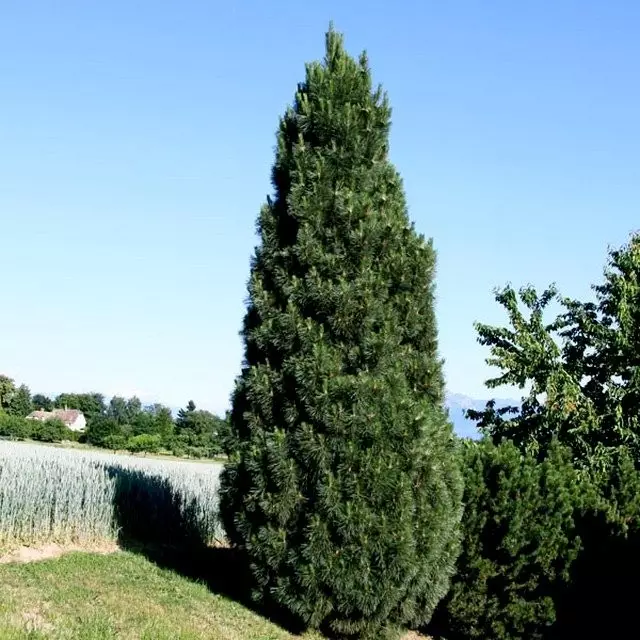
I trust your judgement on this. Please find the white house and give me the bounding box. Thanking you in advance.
[26,409,87,433]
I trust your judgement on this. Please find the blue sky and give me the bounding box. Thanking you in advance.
[1,1,638,414]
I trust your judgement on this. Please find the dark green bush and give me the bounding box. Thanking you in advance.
[103,434,128,451]
[552,448,640,638]
[31,418,70,442]
[0,413,76,442]
[430,438,583,640]
[170,443,187,458]
[0,412,30,438]
[85,416,123,447]
[183,445,207,459]
[126,433,162,454]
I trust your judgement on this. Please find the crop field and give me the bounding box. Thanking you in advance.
[0,440,223,550]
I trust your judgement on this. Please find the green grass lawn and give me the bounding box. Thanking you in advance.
[0,551,320,640]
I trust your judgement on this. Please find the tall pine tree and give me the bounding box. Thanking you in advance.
[219,27,463,639]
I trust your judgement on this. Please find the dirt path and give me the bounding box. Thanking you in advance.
[0,542,118,564]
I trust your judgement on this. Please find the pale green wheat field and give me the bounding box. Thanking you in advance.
[0,440,223,550]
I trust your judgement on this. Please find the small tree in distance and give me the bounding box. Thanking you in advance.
[8,384,33,417]
[219,26,462,639]
[0,375,16,412]
[32,393,53,412]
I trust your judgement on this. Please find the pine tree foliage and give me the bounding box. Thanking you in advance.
[551,446,640,637]
[431,438,583,640]
[218,27,463,638]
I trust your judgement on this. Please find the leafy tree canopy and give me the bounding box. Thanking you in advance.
[7,384,33,418]
[470,232,640,472]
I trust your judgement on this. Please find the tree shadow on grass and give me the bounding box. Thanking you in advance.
[105,465,307,636]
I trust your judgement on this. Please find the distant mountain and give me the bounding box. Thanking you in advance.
[445,393,520,440]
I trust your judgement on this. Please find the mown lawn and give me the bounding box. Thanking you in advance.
[0,551,321,639]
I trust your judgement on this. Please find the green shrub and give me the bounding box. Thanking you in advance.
[31,418,70,442]
[86,416,123,448]
[219,27,463,639]
[62,427,81,442]
[0,413,30,439]
[552,448,640,637]
[126,434,162,454]
[430,438,583,640]
[103,434,128,451]
[0,413,78,443]
[170,443,187,458]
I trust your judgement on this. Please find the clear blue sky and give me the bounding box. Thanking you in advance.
[1,1,638,413]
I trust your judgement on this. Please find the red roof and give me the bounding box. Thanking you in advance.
[27,409,84,426]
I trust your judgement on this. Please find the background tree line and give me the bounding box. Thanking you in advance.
[0,379,228,458]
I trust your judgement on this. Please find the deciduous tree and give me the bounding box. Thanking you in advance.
[32,393,53,412]
[0,375,16,412]
[469,232,640,471]
[8,384,32,417]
